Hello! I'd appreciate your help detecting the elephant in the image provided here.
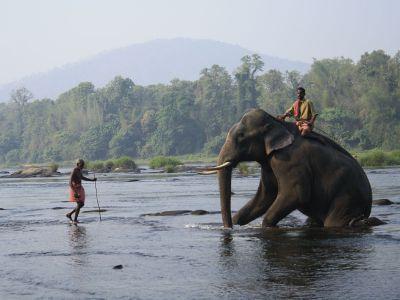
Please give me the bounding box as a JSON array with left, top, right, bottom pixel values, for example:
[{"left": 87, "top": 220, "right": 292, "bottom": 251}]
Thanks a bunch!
[{"left": 202, "top": 108, "right": 377, "bottom": 228}]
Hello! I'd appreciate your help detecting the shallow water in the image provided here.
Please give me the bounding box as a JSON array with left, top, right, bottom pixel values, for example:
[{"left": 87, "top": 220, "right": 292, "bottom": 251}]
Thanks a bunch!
[{"left": 0, "top": 168, "right": 399, "bottom": 299}]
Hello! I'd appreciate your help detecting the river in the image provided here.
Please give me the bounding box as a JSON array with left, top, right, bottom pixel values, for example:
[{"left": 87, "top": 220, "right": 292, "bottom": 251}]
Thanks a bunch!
[{"left": 0, "top": 167, "right": 399, "bottom": 299}]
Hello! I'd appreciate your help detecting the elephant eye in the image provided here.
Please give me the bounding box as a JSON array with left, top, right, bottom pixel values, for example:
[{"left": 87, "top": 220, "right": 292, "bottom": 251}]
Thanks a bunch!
[{"left": 237, "top": 132, "right": 245, "bottom": 142}]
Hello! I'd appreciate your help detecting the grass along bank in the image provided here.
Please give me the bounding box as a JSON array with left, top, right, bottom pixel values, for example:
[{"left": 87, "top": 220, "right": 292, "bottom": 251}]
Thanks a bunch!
[
  {"left": 86, "top": 156, "right": 138, "bottom": 172},
  {"left": 354, "top": 149, "right": 400, "bottom": 167},
  {"left": 134, "top": 153, "right": 218, "bottom": 166},
  {"left": 85, "top": 154, "right": 216, "bottom": 174},
  {"left": 148, "top": 156, "right": 182, "bottom": 173},
  {"left": 86, "top": 155, "right": 187, "bottom": 173}
]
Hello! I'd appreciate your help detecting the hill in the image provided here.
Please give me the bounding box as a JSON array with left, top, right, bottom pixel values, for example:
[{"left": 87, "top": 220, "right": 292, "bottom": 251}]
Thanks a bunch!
[{"left": 0, "top": 38, "right": 309, "bottom": 101}]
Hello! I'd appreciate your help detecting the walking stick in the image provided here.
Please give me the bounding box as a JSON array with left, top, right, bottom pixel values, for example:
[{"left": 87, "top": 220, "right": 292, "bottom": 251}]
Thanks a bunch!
[{"left": 93, "top": 171, "right": 102, "bottom": 221}]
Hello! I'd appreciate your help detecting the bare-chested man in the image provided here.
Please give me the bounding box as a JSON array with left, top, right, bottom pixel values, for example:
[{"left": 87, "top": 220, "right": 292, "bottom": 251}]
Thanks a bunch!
[{"left": 66, "top": 159, "right": 97, "bottom": 224}]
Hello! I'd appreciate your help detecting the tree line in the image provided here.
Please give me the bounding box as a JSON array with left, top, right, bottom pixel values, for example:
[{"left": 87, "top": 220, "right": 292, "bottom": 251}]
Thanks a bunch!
[{"left": 0, "top": 50, "right": 399, "bottom": 165}]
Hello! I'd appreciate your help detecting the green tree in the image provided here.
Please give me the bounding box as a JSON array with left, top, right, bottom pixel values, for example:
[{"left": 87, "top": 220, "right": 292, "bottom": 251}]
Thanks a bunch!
[
  {"left": 257, "top": 69, "right": 290, "bottom": 115},
  {"left": 234, "top": 54, "right": 264, "bottom": 117},
  {"left": 195, "top": 65, "right": 234, "bottom": 141},
  {"left": 305, "top": 58, "right": 355, "bottom": 109},
  {"left": 109, "top": 123, "right": 143, "bottom": 157},
  {"left": 79, "top": 122, "right": 118, "bottom": 160},
  {"left": 355, "top": 50, "right": 399, "bottom": 149}
]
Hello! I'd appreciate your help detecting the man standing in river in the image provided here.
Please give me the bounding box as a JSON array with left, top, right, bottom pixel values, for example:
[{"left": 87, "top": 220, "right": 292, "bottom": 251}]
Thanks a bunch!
[
  {"left": 66, "top": 159, "right": 97, "bottom": 224},
  {"left": 278, "top": 87, "right": 318, "bottom": 136}
]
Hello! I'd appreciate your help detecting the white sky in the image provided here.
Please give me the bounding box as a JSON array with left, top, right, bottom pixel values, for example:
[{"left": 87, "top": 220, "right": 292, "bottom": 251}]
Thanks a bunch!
[{"left": 1, "top": 0, "right": 399, "bottom": 85}]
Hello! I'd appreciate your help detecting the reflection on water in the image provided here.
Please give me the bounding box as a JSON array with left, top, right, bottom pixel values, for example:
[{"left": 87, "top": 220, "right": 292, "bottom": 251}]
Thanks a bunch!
[
  {"left": 68, "top": 225, "right": 88, "bottom": 266},
  {"left": 257, "top": 229, "right": 369, "bottom": 288},
  {"left": 220, "top": 231, "right": 234, "bottom": 256},
  {"left": 219, "top": 231, "right": 237, "bottom": 272},
  {"left": 216, "top": 227, "right": 379, "bottom": 299}
]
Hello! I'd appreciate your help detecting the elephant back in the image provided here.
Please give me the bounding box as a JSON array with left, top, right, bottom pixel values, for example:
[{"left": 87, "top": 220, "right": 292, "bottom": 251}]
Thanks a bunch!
[{"left": 304, "top": 132, "right": 355, "bottom": 161}]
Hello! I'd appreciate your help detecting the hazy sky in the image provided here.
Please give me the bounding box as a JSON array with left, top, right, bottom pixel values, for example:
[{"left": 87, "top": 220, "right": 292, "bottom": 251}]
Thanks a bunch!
[{"left": 1, "top": 0, "right": 399, "bottom": 85}]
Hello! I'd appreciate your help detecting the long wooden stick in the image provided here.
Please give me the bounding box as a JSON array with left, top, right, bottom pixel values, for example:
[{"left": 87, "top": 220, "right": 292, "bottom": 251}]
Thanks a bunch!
[{"left": 93, "top": 172, "right": 102, "bottom": 221}]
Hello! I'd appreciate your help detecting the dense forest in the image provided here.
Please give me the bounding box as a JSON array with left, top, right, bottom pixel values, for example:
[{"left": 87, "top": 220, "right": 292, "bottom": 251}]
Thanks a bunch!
[{"left": 0, "top": 50, "right": 399, "bottom": 165}]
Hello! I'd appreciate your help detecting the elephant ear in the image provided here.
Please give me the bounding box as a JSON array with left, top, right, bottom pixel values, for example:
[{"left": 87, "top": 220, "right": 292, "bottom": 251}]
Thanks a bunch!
[{"left": 264, "top": 121, "right": 294, "bottom": 156}]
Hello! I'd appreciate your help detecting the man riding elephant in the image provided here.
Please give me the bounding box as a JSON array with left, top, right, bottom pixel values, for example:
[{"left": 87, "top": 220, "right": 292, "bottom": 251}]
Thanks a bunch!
[
  {"left": 200, "top": 108, "right": 382, "bottom": 228},
  {"left": 278, "top": 87, "right": 318, "bottom": 136}
]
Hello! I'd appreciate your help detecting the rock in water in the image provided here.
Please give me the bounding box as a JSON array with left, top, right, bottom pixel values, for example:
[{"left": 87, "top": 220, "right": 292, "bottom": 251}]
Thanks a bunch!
[
  {"left": 141, "top": 209, "right": 226, "bottom": 217},
  {"left": 81, "top": 209, "right": 107, "bottom": 214},
  {"left": 5, "top": 166, "right": 60, "bottom": 178},
  {"left": 372, "top": 199, "right": 394, "bottom": 205},
  {"left": 191, "top": 210, "right": 208, "bottom": 215},
  {"left": 142, "top": 210, "right": 191, "bottom": 216},
  {"left": 358, "top": 217, "right": 386, "bottom": 226},
  {"left": 113, "top": 265, "right": 123, "bottom": 270}
]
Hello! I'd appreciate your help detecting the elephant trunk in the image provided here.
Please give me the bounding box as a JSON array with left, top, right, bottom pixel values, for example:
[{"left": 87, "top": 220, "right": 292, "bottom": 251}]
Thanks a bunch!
[
  {"left": 217, "top": 145, "right": 234, "bottom": 228},
  {"left": 218, "top": 167, "right": 233, "bottom": 228}
]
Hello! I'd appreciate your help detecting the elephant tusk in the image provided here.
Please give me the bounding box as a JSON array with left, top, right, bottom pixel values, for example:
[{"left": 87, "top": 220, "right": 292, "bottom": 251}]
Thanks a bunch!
[
  {"left": 197, "top": 170, "right": 218, "bottom": 175},
  {"left": 199, "top": 161, "right": 232, "bottom": 171}
]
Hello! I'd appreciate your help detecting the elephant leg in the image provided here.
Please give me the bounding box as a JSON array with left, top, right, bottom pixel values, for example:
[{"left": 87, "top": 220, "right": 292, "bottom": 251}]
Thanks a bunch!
[
  {"left": 324, "top": 215, "right": 352, "bottom": 227},
  {"left": 233, "top": 167, "right": 277, "bottom": 226},
  {"left": 232, "top": 185, "right": 273, "bottom": 226},
  {"left": 262, "top": 194, "right": 298, "bottom": 227},
  {"left": 324, "top": 195, "right": 364, "bottom": 227}
]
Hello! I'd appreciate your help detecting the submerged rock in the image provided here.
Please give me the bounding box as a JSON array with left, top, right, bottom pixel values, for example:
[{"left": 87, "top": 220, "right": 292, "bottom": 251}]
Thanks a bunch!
[
  {"left": 113, "top": 265, "right": 123, "bottom": 270},
  {"left": 141, "top": 209, "right": 225, "bottom": 217},
  {"left": 174, "top": 165, "right": 198, "bottom": 173},
  {"left": 141, "top": 210, "right": 232, "bottom": 217},
  {"left": 4, "top": 166, "right": 61, "bottom": 178},
  {"left": 82, "top": 209, "right": 107, "bottom": 214},
  {"left": 372, "top": 199, "right": 394, "bottom": 205},
  {"left": 113, "top": 167, "right": 140, "bottom": 173},
  {"left": 354, "top": 217, "right": 386, "bottom": 226},
  {"left": 142, "top": 210, "right": 191, "bottom": 216},
  {"left": 191, "top": 210, "right": 208, "bottom": 215}
]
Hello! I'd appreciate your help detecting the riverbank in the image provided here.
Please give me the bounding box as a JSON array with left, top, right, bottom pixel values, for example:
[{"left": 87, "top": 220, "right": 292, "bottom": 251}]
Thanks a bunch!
[
  {"left": 95, "top": 150, "right": 400, "bottom": 169},
  {"left": 2, "top": 149, "right": 400, "bottom": 174},
  {"left": 353, "top": 149, "right": 400, "bottom": 167}
]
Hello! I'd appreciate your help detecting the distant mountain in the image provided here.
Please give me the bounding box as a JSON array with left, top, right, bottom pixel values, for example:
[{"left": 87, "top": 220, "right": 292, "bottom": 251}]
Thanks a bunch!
[{"left": 0, "top": 38, "right": 309, "bottom": 101}]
